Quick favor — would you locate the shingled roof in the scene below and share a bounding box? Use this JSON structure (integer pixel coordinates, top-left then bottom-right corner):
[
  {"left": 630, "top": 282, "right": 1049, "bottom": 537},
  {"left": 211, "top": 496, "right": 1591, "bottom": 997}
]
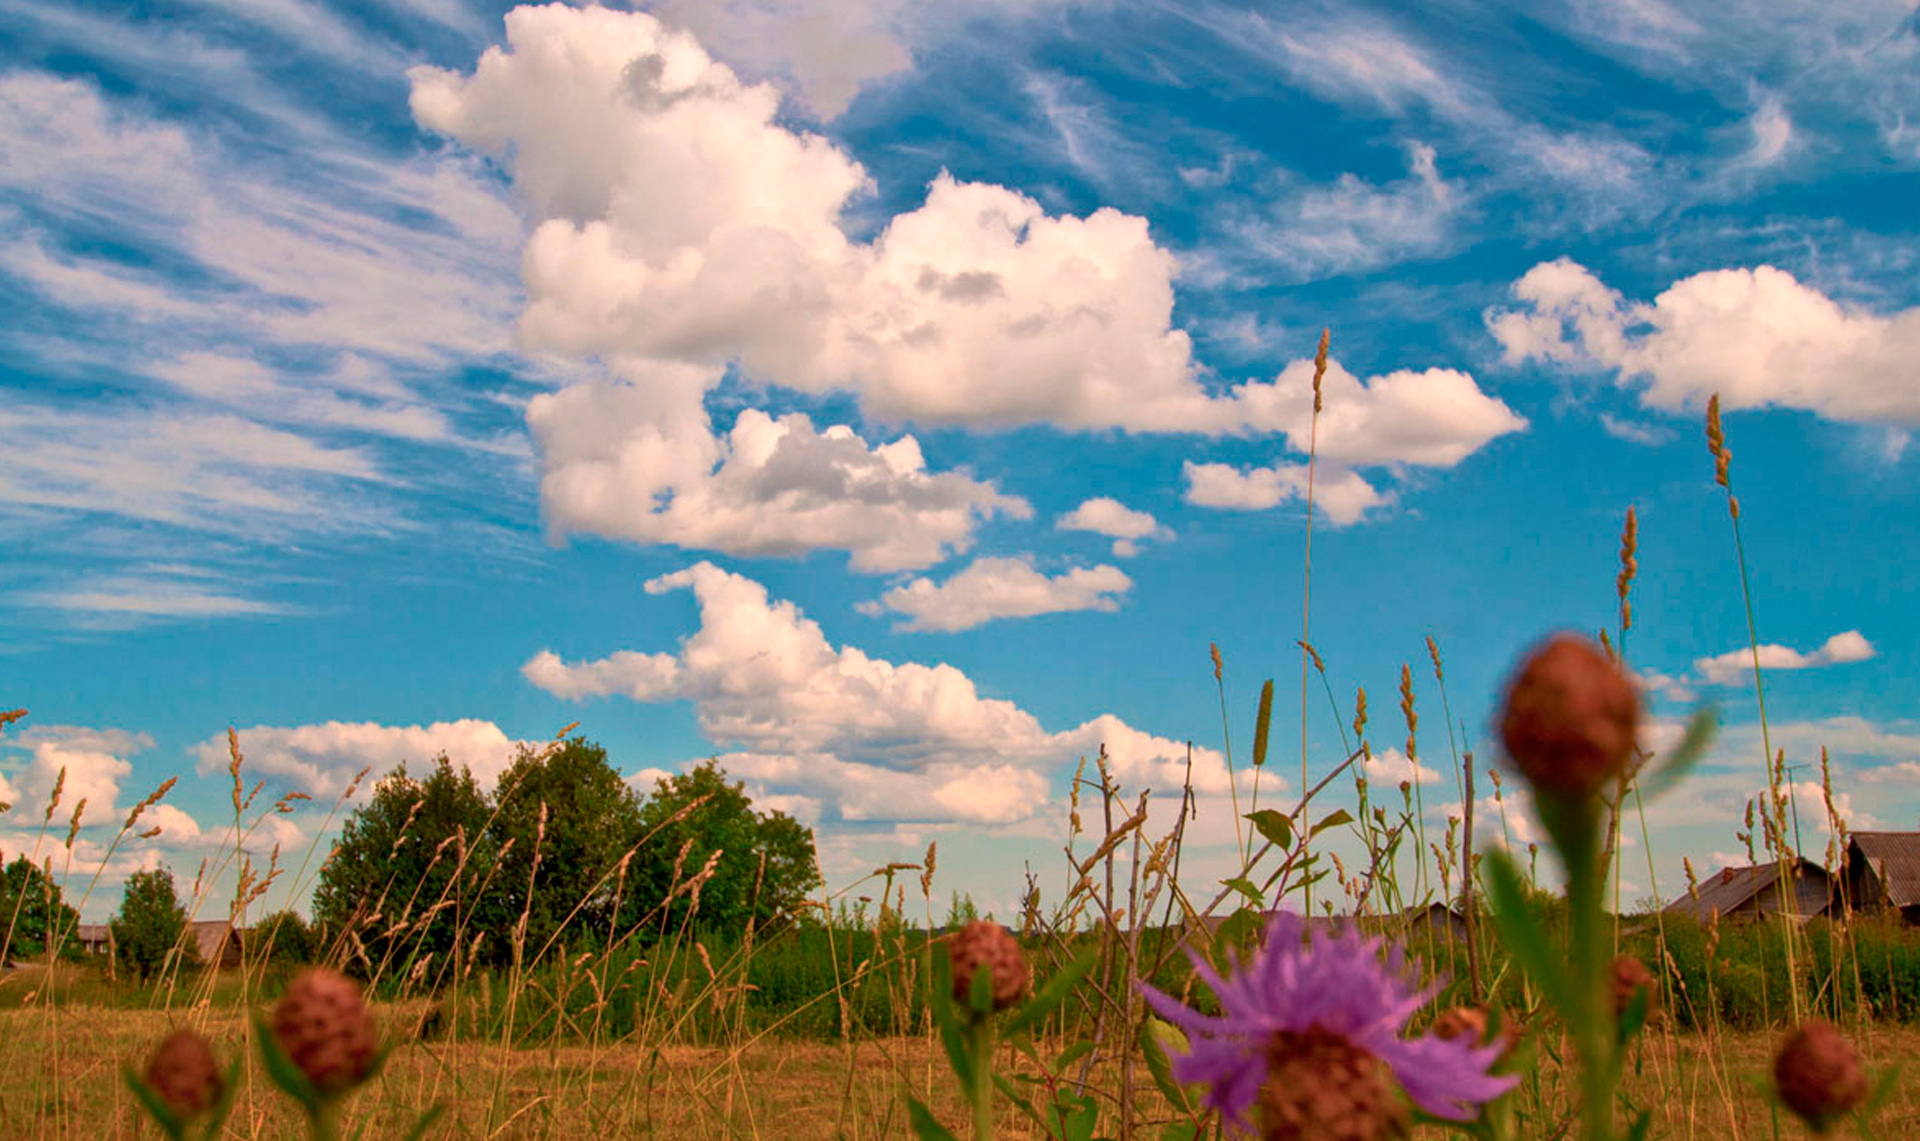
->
[
  {"left": 1665, "top": 857, "right": 1830, "bottom": 923},
  {"left": 1850, "top": 832, "right": 1920, "bottom": 908}
]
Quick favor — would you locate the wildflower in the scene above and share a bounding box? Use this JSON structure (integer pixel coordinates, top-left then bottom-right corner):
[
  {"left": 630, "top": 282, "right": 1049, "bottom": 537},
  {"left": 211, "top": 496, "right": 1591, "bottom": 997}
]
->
[
  {"left": 271, "top": 968, "right": 377, "bottom": 1095},
  {"left": 142, "top": 1029, "right": 223, "bottom": 1121},
  {"left": 1774, "top": 1018, "right": 1866, "bottom": 1134},
  {"left": 1499, "top": 634, "right": 1639, "bottom": 800},
  {"left": 946, "top": 920, "right": 1030, "bottom": 1012},
  {"left": 1140, "top": 914, "right": 1515, "bottom": 1139}
]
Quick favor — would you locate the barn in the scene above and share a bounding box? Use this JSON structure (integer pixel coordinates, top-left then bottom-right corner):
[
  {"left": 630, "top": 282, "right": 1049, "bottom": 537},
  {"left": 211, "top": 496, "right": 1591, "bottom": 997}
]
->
[
  {"left": 1664, "top": 857, "right": 1832, "bottom": 924},
  {"left": 1845, "top": 832, "right": 1920, "bottom": 925}
]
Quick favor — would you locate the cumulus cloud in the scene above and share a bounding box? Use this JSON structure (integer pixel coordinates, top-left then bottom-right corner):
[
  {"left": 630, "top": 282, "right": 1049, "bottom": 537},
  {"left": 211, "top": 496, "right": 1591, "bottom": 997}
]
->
[
  {"left": 528, "top": 380, "right": 1027, "bottom": 571},
  {"left": 1055, "top": 497, "right": 1171, "bottom": 557},
  {"left": 859, "top": 556, "right": 1131, "bottom": 631},
  {"left": 1860, "top": 760, "right": 1920, "bottom": 785},
  {"left": 407, "top": 6, "right": 1517, "bottom": 558},
  {"left": 193, "top": 720, "right": 534, "bottom": 799},
  {"left": 1693, "top": 630, "right": 1874, "bottom": 686},
  {"left": 1490, "top": 258, "right": 1920, "bottom": 426},
  {"left": 1182, "top": 461, "right": 1388, "bottom": 525},
  {"left": 0, "top": 725, "right": 150, "bottom": 825},
  {"left": 1362, "top": 746, "right": 1441, "bottom": 787},
  {"left": 522, "top": 561, "right": 1254, "bottom": 822}
]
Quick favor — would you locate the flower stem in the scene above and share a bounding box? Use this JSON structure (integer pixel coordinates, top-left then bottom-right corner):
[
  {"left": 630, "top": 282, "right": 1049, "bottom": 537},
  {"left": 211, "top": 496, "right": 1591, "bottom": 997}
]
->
[
  {"left": 1562, "top": 809, "right": 1618, "bottom": 1141},
  {"left": 968, "top": 1017, "right": 995, "bottom": 1141}
]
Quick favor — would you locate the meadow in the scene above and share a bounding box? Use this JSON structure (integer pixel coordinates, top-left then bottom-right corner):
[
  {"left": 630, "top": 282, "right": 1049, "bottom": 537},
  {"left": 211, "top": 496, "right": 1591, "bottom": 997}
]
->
[{"left": 3, "top": 392, "right": 1917, "bottom": 1141}]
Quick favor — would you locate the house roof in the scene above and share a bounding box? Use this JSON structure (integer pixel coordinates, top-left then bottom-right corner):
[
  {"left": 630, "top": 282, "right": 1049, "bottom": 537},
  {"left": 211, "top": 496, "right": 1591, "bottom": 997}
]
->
[
  {"left": 1665, "top": 858, "right": 1829, "bottom": 922},
  {"left": 189, "top": 920, "right": 240, "bottom": 962},
  {"left": 74, "top": 923, "right": 110, "bottom": 941},
  {"left": 1850, "top": 832, "right": 1920, "bottom": 907}
]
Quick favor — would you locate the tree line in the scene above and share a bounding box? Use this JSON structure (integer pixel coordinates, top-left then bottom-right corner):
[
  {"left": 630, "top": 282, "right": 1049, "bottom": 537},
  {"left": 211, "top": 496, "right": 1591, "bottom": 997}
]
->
[{"left": 2, "top": 740, "right": 820, "bottom": 981}]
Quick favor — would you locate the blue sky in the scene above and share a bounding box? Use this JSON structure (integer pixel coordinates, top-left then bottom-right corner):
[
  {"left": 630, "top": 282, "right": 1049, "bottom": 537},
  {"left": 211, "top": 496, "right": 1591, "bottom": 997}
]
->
[{"left": 3, "top": 0, "right": 1918, "bottom": 924}]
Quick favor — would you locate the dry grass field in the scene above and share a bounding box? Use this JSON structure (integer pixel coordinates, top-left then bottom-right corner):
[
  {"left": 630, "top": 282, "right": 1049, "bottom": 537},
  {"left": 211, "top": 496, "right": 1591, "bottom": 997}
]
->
[{"left": 3, "top": 994, "right": 1915, "bottom": 1140}]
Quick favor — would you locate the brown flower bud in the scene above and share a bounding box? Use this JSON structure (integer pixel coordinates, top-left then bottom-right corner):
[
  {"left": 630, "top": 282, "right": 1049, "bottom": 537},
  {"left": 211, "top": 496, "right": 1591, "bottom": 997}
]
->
[
  {"left": 271, "top": 968, "right": 377, "bottom": 1096},
  {"left": 1610, "top": 955, "right": 1654, "bottom": 1020},
  {"left": 1499, "top": 634, "right": 1639, "bottom": 800},
  {"left": 1774, "top": 1018, "right": 1866, "bottom": 1133},
  {"left": 1261, "top": 1026, "right": 1409, "bottom": 1141},
  {"left": 143, "top": 1029, "right": 223, "bottom": 1121},
  {"left": 946, "top": 920, "right": 1030, "bottom": 1012},
  {"left": 1432, "top": 1004, "right": 1522, "bottom": 1060}
]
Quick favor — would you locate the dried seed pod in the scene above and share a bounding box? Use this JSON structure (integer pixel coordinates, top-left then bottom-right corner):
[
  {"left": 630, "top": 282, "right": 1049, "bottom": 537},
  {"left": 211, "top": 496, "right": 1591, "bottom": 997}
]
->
[
  {"left": 271, "top": 968, "right": 377, "bottom": 1096},
  {"left": 1498, "top": 634, "right": 1640, "bottom": 800},
  {"left": 1774, "top": 1018, "right": 1867, "bottom": 1134},
  {"left": 946, "top": 920, "right": 1030, "bottom": 1013},
  {"left": 143, "top": 1029, "right": 223, "bottom": 1121}
]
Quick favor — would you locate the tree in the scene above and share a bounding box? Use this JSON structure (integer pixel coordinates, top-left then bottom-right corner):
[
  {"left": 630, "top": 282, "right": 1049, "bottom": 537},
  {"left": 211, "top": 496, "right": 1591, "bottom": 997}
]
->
[
  {"left": 486, "top": 737, "right": 644, "bottom": 964},
  {"left": 944, "top": 890, "right": 980, "bottom": 931},
  {"left": 113, "top": 866, "right": 189, "bottom": 981},
  {"left": 252, "top": 909, "right": 315, "bottom": 964},
  {"left": 313, "top": 756, "right": 493, "bottom": 972},
  {"left": 625, "top": 759, "right": 820, "bottom": 939},
  {"left": 0, "top": 852, "right": 81, "bottom": 960}
]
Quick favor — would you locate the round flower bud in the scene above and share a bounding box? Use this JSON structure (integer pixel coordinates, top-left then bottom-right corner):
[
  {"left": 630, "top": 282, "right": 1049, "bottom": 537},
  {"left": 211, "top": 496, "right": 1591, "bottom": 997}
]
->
[
  {"left": 1610, "top": 955, "right": 1655, "bottom": 1019},
  {"left": 1432, "top": 1005, "right": 1522, "bottom": 1062},
  {"left": 1774, "top": 1018, "right": 1866, "bottom": 1133},
  {"left": 946, "top": 920, "right": 1031, "bottom": 1012},
  {"left": 143, "top": 1029, "right": 223, "bottom": 1121},
  {"left": 1260, "top": 1026, "right": 1410, "bottom": 1141},
  {"left": 1499, "top": 634, "right": 1640, "bottom": 800},
  {"left": 271, "top": 968, "right": 377, "bottom": 1096}
]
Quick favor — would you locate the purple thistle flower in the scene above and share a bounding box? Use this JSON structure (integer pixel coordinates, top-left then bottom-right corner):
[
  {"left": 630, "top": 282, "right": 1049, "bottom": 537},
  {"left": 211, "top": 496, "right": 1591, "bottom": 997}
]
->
[{"left": 1140, "top": 912, "right": 1516, "bottom": 1136}]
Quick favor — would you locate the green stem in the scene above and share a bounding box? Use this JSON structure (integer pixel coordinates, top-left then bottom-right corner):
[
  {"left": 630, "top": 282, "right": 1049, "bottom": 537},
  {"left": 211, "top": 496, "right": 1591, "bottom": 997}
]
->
[
  {"left": 1563, "top": 811, "right": 1617, "bottom": 1141},
  {"left": 969, "top": 1017, "right": 995, "bottom": 1141},
  {"left": 311, "top": 1102, "right": 341, "bottom": 1141}
]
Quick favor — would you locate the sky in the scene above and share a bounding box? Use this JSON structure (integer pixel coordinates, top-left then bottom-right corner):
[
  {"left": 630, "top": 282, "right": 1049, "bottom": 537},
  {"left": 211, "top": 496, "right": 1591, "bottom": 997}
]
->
[{"left": 2, "top": 0, "right": 1918, "bottom": 926}]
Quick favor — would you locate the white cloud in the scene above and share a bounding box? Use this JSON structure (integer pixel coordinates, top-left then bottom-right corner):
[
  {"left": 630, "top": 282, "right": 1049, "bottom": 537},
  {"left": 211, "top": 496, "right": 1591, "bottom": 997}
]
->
[
  {"left": 522, "top": 561, "right": 1251, "bottom": 822},
  {"left": 1598, "top": 413, "right": 1672, "bottom": 446},
  {"left": 18, "top": 565, "right": 289, "bottom": 624},
  {"left": 1362, "top": 746, "right": 1441, "bottom": 787},
  {"left": 528, "top": 386, "right": 1028, "bottom": 571},
  {"left": 1490, "top": 258, "right": 1920, "bottom": 426},
  {"left": 1860, "top": 761, "right": 1920, "bottom": 785},
  {"left": 1222, "top": 357, "right": 1528, "bottom": 468},
  {"left": 1182, "top": 461, "right": 1388, "bottom": 525},
  {"left": 641, "top": 0, "right": 913, "bottom": 119},
  {"left": 1692, "top": 630, "right": 1875, "bottom": 686},
  {"left": 0, "top": 725, "right": 151, "bottom": 826},
  {"left": 859, "top": 556, "right": 1131, "bottom": 632},
  {"left": 192, "top": 720, "right": 534, "bottom": 799},
  {"left": 1631, "top": 668, "right": 1698, "bottom": 704},
  {"left": 1055, "top": 497, "right": 1172, "bottom": 557},
  {"left": 1235, "top": 142, "right": 1460, "bottom": 279}
]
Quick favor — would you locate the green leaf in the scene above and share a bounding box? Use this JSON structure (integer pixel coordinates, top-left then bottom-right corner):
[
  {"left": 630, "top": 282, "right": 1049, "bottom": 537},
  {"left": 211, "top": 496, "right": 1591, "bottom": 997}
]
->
[
  {"left": 1636, "top": 707, "right": 1718, "bottom": 801},
  {"left": 1221, "top": 876, "right": 1263, "bottom": 906},
  {"left": 1625, "top": 1109, "right": 1653, "bottom": 1141},
  {"left": 1311, "top": 809, "right": 1354, "bottom": 837},
  {"left": 967, "top": 952, "right": 995, "bottom": 1018},
  {"left": 122, "top": 1064, "right": 187, "bottom": 1141},
  {"left": 905, "top": 1094, "right": 962, "bottom": 1141},
  {"left": 397, "top": 1103, "right": 448, "bottom": 1141},
  {"left": 1481, "top": 850, "right": 1578, "bottom": 1020},
  {"left": 252, "top": 1013, "right": 325, "bottom": 1116},
  {"left": 992, "top": 1072, "right": 1041, "bottom": 1125},
  {"left": 1158, "top": 1125, "right": 1202, "bottom": 1141},
  {"left": 1617, "top": 982, "right": 1651, "bottom": 1045},
  {"left": 1053, "top": 1039, "right": 1094, "bottom": 1073},
  {"left": 1138, "top": 1016, "right": 1194, "bottom": 1116},
  {"left": 1251, "top": 679, "right": 1274, "bottom": 768},
  {"left": 1003, "top": 945, "right": 1098, "bottom": 1038},
  {"left": 1243, "top": 809, "right": 1292, "bottom": 850}
]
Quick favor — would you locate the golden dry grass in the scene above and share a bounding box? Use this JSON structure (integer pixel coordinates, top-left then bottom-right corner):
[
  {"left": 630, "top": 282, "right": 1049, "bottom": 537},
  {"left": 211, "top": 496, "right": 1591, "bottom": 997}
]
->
[{"left": 4, "top": 997, "right": 1916, "bottom": 1141}]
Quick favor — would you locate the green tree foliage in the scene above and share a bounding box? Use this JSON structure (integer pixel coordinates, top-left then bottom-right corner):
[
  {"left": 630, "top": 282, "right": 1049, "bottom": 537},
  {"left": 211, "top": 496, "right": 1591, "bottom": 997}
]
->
[
  {"left": 112, "top": 866, "right": 190, "bottom": 981},
  {"left": 252, "top": 908, "right": 315, "bottom": 963},
  {"left": 312, "top": 756, "right": 493, "bottom": 971},
  {"left": 943, "top": 890, "right": 980, "bottom": 931},
  {"left": 625, "top": 759, "right": 820, "bottom": 938},
  {"left": 0, "top": 852, "right": 81, "bottom": 960},
  {"left": 487, "top": 737, "right": 644, "bottom": 962}
]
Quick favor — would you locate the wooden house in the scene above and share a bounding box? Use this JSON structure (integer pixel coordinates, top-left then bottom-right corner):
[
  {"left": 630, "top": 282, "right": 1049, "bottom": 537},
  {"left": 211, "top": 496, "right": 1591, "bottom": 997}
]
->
[
  {"left": 1845, "top": 832, "right": 1920, "bottom": 925},
  {"left": 1663, "top": 857, "right": 1832, "bottom": 924}
]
